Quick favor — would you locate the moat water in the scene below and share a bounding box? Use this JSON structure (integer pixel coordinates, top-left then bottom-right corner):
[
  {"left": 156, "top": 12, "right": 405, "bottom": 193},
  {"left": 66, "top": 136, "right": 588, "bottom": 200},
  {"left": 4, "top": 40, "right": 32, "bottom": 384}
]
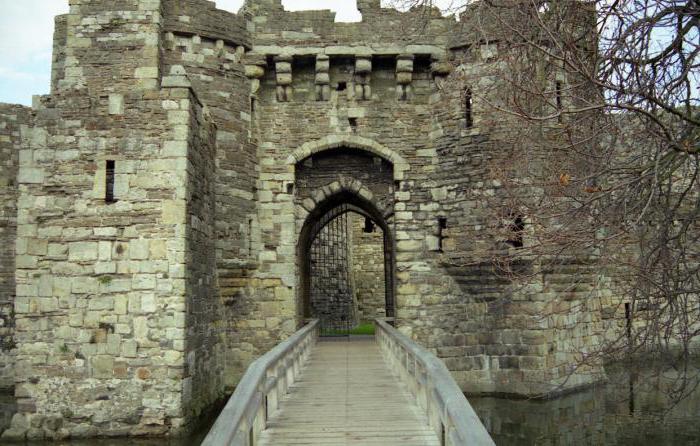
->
[
  {"left": 1, "top": 362, "right": 699, "bottom": 445},
  {"left": 470, "top": 362, "right": 700, "bottom": 445}
]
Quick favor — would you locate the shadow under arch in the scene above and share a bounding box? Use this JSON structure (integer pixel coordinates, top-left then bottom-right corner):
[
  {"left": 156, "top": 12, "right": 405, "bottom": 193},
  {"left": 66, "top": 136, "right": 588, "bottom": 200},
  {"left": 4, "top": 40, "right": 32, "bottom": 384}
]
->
[
  {"left": 297, "top": 189, "right": 396, "bottom": 323},
  {"left": 287, "top": 135, "right": 409, "bottom": 181}
]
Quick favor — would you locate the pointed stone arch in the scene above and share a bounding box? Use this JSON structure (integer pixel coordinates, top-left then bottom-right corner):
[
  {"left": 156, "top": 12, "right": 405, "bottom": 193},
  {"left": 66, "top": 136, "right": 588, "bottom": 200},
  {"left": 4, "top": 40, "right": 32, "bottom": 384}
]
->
[
  {"left": 295, "top": 177, "right": 393, "bottom": 224},
  {"left": 296, "top": 182, "right": 396, "bottom": 325},
  {"left": 286, "top": 135, "right": 409, "bottom": 180}
]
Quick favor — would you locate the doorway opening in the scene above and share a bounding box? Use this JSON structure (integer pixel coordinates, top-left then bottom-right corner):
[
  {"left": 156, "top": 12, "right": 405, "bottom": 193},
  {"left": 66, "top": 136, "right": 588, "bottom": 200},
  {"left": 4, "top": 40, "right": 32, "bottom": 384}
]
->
[{"left": 299, "top": 199, "right": 395, "bottom": 337}]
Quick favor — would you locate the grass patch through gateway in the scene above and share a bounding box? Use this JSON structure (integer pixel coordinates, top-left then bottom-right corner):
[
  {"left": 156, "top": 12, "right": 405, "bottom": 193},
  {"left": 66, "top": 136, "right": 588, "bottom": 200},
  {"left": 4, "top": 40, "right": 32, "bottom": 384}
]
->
[{"left": 323, "top": 323, "right": 376, "bottom": 336}]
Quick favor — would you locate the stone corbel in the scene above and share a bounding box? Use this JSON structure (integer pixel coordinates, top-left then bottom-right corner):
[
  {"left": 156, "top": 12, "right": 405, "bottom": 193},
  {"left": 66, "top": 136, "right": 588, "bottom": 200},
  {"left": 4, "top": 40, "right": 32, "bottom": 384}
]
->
[
  {"left": 430, "top": 53, "right": 452, "bottom": 89},
  {"left": 354, "top": 55, "right": 372, "bottom": 101},
  {"left": 315, "top": 55, "right": 330, "bottom": 101},
  {"left": 243, "top": 54, "right": 267, "bottom": 96},
  {"left": 396, "top": 54, "right": 414, "bottom": 101},
  {"left": 275, "top": 55, "right": 293, "bottom": 102}
]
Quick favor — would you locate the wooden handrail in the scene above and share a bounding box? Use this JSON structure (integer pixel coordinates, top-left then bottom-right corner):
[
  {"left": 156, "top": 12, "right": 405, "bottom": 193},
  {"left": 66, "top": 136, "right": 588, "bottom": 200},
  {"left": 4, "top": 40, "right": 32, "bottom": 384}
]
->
[
  {"left": 375, "top": 319, "right": 495, "bottom": 446},
  {"left": 202, "top": 320, "right": 320, "bottom": 446}
]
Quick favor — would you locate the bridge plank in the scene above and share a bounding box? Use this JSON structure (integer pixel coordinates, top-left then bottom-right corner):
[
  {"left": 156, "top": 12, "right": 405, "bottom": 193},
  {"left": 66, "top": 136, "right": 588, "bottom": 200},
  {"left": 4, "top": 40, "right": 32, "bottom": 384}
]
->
[{"left": 257, "top": 337, "right": 440, "bottom": 446}]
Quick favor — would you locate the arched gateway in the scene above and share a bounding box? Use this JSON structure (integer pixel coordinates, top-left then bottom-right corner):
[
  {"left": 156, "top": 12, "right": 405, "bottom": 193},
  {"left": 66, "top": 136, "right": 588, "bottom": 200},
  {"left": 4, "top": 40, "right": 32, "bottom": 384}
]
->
[{"left": 293, "top": 142, "right": 398, "bottom": 334}]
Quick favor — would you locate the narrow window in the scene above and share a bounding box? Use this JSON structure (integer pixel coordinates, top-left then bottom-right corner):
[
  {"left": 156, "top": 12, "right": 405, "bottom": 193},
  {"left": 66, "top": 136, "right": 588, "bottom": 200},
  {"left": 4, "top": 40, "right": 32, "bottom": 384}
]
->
[
  {"left": 624, "top": 302, "right": 632, "bottom": 339},
  {"left": 464, "top": 88, "right": 473, "bottom": 128},
  {"left": 363, "top": 217, "right": 375, "bottom": 233},
  {"left": 399, "top": 86, "right": 408, "bottom": 102},
  {"left": 248, "top": 218, "right": 254, "bottom": 256},
  {"left": 250, "top": 96, "right": 257, "bottom": 114},
  {"left": 105, "top": 160, "right": 116, "bottom": 203},
  {"left": 336, "top": 82, "right": 347, "bottom": 91},
  {"left": 264, "top": 395, "right": 269, "bottom": 422},
  {"left": 555, "top": 81, "right": 563, "bottom": 123},
  {"left": 506, "top": 215, "right": 525, "bottom": 248},
  {"left": 349, "top": 117, "right": 358, "bottom": 131},
  {"left": 438, "top": 217, "right": 448, "bottom": 252}
]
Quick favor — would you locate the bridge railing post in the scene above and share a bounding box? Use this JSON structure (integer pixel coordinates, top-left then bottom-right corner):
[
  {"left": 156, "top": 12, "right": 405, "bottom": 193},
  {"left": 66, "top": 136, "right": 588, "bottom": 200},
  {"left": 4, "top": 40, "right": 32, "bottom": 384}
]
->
[
  {"left": 374, "top": 319, "right": 495, "bottom": 446},
  {"left": 202, "top": 320, "right": 320, "bottom": 446}
]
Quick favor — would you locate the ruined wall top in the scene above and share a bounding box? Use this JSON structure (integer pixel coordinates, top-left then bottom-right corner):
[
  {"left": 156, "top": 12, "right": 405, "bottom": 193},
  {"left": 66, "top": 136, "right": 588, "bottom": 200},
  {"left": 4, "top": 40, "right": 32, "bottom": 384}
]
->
[
  {"left": 242, "top": 0, "right": 456, "bottom": 57},
  {"left": 162, "top": 0, "right": 251, "bottom": 48}
]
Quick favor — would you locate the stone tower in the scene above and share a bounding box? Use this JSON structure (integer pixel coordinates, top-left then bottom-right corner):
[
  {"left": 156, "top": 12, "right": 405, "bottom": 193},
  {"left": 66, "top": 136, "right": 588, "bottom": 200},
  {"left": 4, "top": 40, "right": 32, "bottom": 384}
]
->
[{"left": 0, "top": 0, "right": 609, "bottom": 440}]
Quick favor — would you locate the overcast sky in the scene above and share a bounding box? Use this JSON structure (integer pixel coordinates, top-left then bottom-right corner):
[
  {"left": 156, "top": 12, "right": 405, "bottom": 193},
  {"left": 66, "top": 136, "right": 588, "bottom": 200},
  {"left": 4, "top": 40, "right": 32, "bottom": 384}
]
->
[{"left": 0, "top": 0, "right": 383, "bottom": 106}]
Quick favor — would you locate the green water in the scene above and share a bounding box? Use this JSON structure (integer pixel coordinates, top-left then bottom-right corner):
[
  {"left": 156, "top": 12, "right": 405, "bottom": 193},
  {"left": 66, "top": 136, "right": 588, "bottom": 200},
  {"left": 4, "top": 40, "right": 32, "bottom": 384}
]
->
[{"left": 470, "top": 364, "right": 700, "bottom": 445}]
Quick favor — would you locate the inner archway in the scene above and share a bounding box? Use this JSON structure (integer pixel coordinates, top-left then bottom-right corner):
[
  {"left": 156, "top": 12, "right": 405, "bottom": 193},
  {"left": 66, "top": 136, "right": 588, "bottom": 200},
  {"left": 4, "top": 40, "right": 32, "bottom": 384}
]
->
[
  {"left": 300, "top": 200, "right": 395, "bottom": 334},
  {"left": 295, "top": 146, "right": 396, "bottom": 334}
]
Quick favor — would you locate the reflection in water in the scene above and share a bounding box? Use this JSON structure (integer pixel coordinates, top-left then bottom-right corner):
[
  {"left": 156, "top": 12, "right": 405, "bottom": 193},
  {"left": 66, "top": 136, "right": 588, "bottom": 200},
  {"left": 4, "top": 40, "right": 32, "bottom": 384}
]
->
[
  {"left": 0, "top": 393, "right": 14, "bottom": 436},
  {"left": 2, "top": 363, "right": 700, "bottom": 445},
  {"left": 470, "top": 363, "right": 700, "bottom": 445},
  {"left": 0, "top": 392, "right": 214, "bottom": 446}
]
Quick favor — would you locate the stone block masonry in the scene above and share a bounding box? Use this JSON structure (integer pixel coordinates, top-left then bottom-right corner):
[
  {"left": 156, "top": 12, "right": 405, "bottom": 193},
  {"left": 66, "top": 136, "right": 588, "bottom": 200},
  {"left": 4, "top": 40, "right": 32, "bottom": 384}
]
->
[
  {"left": 0, "top": 0, "right": 620, "bottom": 440},
  {"left": 0, "top": 104, "right": 31, "bottom": 390},
  {"left": 350, "top": 213, "right": 385, "bottom": 322},
  {"left": 3, "top": 84, "right": 223, "bottom": 440}
]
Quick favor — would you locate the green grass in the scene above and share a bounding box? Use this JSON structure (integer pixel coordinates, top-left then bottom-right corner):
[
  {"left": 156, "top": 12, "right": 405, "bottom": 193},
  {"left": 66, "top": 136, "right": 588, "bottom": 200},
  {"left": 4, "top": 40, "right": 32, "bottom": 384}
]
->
[
  {"left": 323, "top": 323, "right": 376, "bottom": 336},
  {"left": 350, "top": 323, "right": 376, "bottom": 335}
]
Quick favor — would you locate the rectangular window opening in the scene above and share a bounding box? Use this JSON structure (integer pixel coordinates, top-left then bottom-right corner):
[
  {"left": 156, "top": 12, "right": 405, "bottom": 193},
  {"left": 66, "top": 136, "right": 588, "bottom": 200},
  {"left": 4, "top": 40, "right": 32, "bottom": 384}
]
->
[
  {"left": 506, "top": 215, "right": 525, "bottom": 248},
  {"left": 248, "top": 218, "right": 254, "bottom": 257},
  {"left": 264, "top": 395, "right": 269, "bottom": 423},
  {"left": 105, "top": 160, "right": 116, "bottom": 204},
  {"left": 438, "top": 217, "right": 448, "bottom": 252},
  {"left": 349, "top": 117, "right": 358, "bottom": 131},
  {"left": 555, "top": 81, "right": 563, "bottom": 123},
  {"left": 337, "top": 81, "right": 347, "bottom": 91},
  {"left": 363, "top": 217, "right": 375, "bottom": 233},
  {"left": 464, "top": 89, "right": 473, "bottom": 128},
  {"left": 250, "top": 96, "right": 257, "bottom": 114}
]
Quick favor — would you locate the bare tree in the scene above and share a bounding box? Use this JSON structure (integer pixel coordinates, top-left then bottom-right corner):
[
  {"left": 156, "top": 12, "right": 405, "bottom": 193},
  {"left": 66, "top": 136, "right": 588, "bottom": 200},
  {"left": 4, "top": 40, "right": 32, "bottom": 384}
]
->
[{"left": 392, "top": 0, "right": 700, "bottom": 398}]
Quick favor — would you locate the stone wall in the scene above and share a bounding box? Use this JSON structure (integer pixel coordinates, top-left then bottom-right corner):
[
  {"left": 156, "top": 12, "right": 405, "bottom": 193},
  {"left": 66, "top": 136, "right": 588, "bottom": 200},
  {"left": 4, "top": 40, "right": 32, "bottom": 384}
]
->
[
  {"left": 4, "top": 86, "right": 207, "bottom": 441},
  {"left": 2, "top": 0, "right": 229, "bottom": 440},
  {"left": 0, "top": 104, "right": 31, "bottom": 389},
  {"left": 243, "top": 0, "right": 453, "bottom": 48},
  {"left": 183, "top": 94, "right": 223, "bottom": 421},
  {"left": 50, "top": 0, "right": 162, "bottom": 94},
  {"left": 416, "top": 47, "right": 606, "bottom": 395},
  {"left": 159, "top": 0, "right": 269, "bottom": 387},
  {"left": 0, "top": 0, "right": 621, "bottom": 440},
  {"left": 243, "top": 0, "right": 606, "bottom": 397},
  {"left": 349, "top": 212, "right": 385, "bottom": 322},
  {"left": 162, "top": 0, "right": 249, "bottom": 47}
]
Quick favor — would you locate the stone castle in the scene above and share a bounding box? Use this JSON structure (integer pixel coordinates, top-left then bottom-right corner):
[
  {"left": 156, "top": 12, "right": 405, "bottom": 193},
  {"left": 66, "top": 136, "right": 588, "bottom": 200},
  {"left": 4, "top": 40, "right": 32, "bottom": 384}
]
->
[{"left": 0, "top": 0, "right": 612, "bottom": 440}]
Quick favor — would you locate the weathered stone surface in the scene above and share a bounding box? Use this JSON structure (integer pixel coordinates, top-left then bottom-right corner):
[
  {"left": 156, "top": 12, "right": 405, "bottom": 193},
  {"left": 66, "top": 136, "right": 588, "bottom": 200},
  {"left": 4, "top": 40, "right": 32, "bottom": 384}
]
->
[{"left": 0, "top": 0, "right": 617, "bottom": 441}]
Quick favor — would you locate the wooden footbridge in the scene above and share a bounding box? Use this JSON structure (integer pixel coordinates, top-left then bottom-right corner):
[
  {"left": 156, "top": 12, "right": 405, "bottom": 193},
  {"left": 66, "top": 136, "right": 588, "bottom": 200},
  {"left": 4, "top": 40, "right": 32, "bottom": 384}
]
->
[{"left": 202, "top": 320, "right": 495, "bottom": 446}]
